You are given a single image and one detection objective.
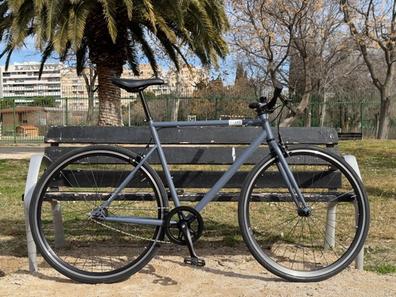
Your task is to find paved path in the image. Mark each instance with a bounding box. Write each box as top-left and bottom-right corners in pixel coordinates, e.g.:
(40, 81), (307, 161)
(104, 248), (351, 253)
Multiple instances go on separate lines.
(0, 146), (45, 159)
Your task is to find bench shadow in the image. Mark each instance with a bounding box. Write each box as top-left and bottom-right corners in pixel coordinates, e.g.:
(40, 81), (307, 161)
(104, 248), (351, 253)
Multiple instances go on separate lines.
(14, 269), (76, 284)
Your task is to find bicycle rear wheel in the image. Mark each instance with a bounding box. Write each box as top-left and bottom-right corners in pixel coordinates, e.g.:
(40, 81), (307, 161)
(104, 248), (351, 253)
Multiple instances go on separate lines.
(29, 145), (168, 283)
(238, 146), (369, 282)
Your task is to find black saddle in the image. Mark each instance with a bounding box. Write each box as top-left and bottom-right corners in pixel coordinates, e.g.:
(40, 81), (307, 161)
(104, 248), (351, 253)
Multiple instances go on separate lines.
(111, 77), (165, 93)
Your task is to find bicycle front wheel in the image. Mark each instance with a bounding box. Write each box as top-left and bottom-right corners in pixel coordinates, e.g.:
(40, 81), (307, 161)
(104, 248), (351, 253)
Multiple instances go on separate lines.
(238, 146), (369, 282)
(29, 145), (168, 283)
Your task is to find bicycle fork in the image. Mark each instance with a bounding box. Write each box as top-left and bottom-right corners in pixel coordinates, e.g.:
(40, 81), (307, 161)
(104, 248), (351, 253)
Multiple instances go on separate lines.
(267, 140), (311, 217)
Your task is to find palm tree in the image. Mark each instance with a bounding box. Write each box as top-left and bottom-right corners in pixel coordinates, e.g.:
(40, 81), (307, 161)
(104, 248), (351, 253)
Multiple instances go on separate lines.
(0, 0), (229, 125)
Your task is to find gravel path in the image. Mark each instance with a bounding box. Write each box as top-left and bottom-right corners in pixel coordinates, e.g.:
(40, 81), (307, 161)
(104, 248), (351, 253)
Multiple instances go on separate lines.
(0, 146), (44, 160)
(1, 252), (395, 297)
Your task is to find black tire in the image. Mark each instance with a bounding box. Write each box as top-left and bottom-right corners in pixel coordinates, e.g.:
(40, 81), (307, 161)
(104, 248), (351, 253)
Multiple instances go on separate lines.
(29, 145), (168, 283)
(238, 146), (370, 282)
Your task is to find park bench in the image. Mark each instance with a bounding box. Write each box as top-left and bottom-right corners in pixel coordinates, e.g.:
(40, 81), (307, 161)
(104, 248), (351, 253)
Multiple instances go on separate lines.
(23, 125), (365, 273)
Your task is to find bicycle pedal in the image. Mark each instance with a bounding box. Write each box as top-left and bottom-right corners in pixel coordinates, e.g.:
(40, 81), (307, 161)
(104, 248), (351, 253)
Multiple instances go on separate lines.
(184, 257), (205, 267)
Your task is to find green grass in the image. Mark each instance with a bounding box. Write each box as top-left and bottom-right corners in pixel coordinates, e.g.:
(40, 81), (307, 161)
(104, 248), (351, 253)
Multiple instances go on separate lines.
(367, 263), (396, 274)
(340, 140), (396, 274)
(0, 140), (395, 275)
(0, 160), (29, 256)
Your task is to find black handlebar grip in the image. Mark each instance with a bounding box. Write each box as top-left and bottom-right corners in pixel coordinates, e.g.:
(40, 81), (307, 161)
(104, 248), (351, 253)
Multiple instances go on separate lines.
(267, 80), (283, 110)
(259, 96), (268, 103)
(249, 102), (260, 109)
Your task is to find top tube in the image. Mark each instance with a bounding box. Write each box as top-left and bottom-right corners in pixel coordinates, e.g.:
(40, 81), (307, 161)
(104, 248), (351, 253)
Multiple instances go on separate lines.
(152, 119), (264, 128)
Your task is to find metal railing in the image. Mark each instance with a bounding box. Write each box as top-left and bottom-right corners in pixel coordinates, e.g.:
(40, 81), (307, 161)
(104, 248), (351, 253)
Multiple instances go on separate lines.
(0, 95), (394, 144)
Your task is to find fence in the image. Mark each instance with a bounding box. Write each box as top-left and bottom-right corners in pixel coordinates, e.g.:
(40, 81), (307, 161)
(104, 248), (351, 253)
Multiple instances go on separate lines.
(0, 96), (394, 144)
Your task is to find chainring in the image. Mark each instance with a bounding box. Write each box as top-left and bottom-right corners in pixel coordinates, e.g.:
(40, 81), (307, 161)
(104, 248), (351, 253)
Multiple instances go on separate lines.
(164, 206), (204, 245)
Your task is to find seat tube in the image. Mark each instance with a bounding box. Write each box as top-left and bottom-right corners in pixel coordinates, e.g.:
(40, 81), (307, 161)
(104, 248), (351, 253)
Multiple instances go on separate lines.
(149, 121), (181, 207)
(139, 91), (153, 121)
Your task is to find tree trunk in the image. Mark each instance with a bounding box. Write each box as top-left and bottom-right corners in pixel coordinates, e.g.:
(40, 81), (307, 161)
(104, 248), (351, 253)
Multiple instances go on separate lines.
(377, 95), (392, 139)
(319, 94), (327, 127)
(86, 7), (128, 126)
(339, 104), (346, 132)
(86, 91), (95, 125)
(304, 106), (312, 127)
(97, 63), (123, 126)
(280, 91), (311, 127)
(171, 99), (181, 121)
(281, 57), (312, 127)
(83, 68), (98, 125)
(171, 71), (182, 121)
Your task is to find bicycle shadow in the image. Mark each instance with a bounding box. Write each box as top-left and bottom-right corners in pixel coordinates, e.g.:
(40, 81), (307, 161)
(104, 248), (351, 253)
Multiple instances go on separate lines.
(140, 264), (178, 286)
(158, 257), (282, 283)
(14, 264), (179, 286)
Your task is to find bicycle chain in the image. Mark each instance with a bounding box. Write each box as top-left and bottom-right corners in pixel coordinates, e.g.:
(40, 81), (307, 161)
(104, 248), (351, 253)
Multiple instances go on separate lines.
(89, 218), (171, 244)
(89, 212), (236, 243)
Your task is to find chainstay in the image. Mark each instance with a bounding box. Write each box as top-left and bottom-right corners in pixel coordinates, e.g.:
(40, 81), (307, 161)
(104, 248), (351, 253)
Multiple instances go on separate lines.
(89, 218), (171, 244)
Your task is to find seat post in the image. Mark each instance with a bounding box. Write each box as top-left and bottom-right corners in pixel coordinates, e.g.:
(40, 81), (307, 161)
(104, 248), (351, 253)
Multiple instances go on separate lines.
(139, 91), (153, 121)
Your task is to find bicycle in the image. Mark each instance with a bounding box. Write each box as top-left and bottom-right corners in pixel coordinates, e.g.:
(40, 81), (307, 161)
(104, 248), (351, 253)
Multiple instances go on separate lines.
(29, 78), (370, 283)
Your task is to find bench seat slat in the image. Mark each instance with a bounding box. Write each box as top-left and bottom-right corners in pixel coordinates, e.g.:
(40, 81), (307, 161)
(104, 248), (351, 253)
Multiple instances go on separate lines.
(45, 146), (339, 165)
(43, 192), (354, 203)
(53, 170), (341, 189)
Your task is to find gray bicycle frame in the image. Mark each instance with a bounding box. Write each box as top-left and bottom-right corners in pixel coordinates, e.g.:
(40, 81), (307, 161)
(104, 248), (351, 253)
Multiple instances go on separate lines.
(101, 114), (308, 227)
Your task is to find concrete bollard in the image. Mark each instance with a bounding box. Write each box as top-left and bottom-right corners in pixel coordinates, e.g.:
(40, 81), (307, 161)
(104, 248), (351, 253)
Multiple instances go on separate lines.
(344, 154), (364, 271)
(23, 154), (44, 273)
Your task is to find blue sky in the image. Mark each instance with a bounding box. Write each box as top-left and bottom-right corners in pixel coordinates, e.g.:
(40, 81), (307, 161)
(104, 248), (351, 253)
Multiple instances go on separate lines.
(0, 37), (58, 66)
(0, 48), (43, 65)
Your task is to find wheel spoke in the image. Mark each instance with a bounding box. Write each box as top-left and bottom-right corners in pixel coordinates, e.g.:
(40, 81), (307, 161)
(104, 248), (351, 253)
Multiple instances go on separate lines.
(241, 148), (368, 281)
(33, 148), (166, 282)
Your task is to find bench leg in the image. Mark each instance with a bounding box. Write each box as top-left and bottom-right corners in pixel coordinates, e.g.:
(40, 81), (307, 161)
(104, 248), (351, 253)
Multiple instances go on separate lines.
(344, 155), (364, 271)
(51, 200), (65, 248)
(23, 154), (44, 273)
(324, 201), (337, 250)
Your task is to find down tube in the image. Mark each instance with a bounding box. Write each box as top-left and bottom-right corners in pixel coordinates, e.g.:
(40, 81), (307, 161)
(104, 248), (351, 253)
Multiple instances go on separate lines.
(194, 129), (268, 212)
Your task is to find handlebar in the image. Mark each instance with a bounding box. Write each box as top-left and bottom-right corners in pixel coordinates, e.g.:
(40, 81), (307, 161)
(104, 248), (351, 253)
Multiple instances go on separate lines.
(249, 80), (283, 113)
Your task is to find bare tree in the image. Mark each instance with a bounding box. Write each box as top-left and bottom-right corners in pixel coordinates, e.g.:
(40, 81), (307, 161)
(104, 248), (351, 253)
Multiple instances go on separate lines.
(82, 64), (98, 125)
(285, 0), (347, 127)
(230, 0), (346, 127)
(341, 0), (396, 139)
(230, 0), (300, 85)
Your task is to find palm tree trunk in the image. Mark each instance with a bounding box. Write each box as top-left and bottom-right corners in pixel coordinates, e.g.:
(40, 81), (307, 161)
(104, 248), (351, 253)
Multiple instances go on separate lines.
(97, 63), (123, 126)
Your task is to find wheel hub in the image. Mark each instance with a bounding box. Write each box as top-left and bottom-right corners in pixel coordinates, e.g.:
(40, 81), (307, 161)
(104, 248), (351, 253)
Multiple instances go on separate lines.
(297, 206), (312, 217)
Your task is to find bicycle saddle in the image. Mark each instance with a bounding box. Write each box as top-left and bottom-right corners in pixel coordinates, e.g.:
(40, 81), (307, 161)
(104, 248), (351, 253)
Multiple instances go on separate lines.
(112, 77), (165, 93)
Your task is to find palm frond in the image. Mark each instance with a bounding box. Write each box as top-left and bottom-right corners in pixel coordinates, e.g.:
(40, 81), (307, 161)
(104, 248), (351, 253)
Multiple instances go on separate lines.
(142, 0), (156, 32)
(99, 0), (118, 43)
(123, 0), (133, 20)
(38, 42), (54, 79)
(10, 0), (34, 46)
(126, 40), (140, 75)
(130, 23), (158, 75)
(76, 38), (88, 75)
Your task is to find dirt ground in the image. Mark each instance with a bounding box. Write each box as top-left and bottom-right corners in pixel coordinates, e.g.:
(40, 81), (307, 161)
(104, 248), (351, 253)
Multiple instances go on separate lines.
(1, 248), (395, 297)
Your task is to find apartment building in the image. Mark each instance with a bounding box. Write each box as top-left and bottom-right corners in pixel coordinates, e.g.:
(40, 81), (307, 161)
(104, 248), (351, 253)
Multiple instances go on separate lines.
(0, 62), (61, 99)
(0, 62), (207, 101)
(167, 65), (208, 96)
